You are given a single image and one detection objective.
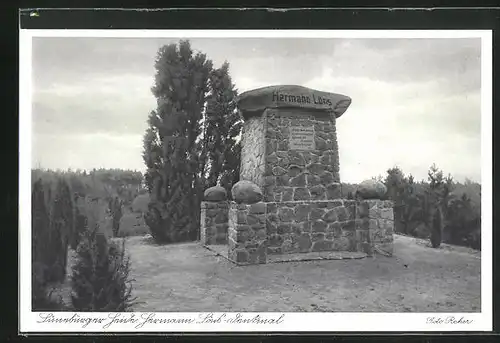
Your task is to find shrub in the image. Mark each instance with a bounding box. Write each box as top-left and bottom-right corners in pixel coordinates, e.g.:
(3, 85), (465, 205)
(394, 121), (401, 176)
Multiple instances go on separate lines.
(117, 213), (150, 237)
(430, 209), (442, 248)
(32, 262), (65, 311)
(70, 215), (137, 311)
(71, 201), (88, 250)
(108, 196), (123, 237)
(131, 193), (150, 213)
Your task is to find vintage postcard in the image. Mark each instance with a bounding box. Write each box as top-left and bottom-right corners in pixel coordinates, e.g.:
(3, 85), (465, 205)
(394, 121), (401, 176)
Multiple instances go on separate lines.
(19, 29), (492, 333)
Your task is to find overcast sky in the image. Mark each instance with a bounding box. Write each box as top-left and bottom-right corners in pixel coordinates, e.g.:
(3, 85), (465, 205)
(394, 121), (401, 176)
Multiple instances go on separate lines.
(31, 36), (481, 183)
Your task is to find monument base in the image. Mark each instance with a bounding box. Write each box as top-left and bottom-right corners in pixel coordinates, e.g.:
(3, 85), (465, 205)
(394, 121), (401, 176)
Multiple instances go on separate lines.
(200, 199), (394, 266)
(264, 199), (394, 257)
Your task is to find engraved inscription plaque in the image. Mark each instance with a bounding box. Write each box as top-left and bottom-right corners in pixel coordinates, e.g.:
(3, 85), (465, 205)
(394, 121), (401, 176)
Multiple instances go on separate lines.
(289, 126), (315, 150)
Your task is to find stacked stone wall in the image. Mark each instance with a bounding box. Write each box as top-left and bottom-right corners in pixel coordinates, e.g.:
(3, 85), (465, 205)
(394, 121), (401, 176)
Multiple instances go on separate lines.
(200, 201), (229, 245)
(265, 199), (394, 256)
(262, 108), (341, 202)
(239, 115), (266, 186)
(227, 202), (267, 265)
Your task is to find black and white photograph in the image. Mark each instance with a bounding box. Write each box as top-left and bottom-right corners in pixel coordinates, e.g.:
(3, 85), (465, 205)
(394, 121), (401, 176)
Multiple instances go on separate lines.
(19, 29), (492, 332)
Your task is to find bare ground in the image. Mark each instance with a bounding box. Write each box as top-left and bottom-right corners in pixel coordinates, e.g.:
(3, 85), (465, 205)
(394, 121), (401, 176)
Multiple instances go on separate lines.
(122, 234), (480, 313)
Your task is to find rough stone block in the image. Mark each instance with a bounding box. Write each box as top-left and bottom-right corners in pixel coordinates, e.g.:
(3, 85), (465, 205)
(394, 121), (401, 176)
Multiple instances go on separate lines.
(266, 219), (277, 234)
(266, 203), (277, 214)
(266, 154), (279, 164)
(236, 211), (247, 224)
(282, 188), (294, 201)
(368, 219), (379, 230)
(249, 202), (266, 214)
(215, 211), (228, 224)
(293, 188), (311, 201)
(319, 171), (334, 186)
(370, 229), (386, 243)
(288, 165), (303, 177)
(204, 186), (227, 202)
(361, 242), (373, 256)
(336, 237), (351, 251)
(323, 209), (338, 222)
(262, 176), (276, 188)
(290, 173), (307, 187)
(328, 222), (342, 237)
(326, 183), (342, 199)
(276, 175), (290, 187)
(312, 240), (334, 252)
(277, 223), (291, 234)
(306, 174), (321, 186)
(282, 240), (294, 253)
(312, 232), (325, 242)
(328, 199), (344, 208)
(246, 214), (263, 226)
(356, 230), (369, 243)
(295, 204), (311, 222)
(378, 218), (393, 231)
(235, 250), (249, 263)
(232, 180), (264, 204)
(297, 233), (312, 252)
(312, 220), (327, 233)
(278, 207), (295, 221)
(336, 206), (348, 221)
(380, 208), (394, 220)
(356, 201), (370, 218)
(301, 221), (311, 232)
(356, 179), (387, 200)
(307, 163), (327, 175)
(303, 152), (319, 164)
(343, 219), (356, 231)
(341, 227), (354, 237)
(310, 185), (326, 199)
(310, 208), (325, 221)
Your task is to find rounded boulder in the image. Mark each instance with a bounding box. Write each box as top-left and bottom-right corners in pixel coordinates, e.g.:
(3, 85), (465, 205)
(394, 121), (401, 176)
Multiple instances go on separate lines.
(204, 186), (228, 202)
(356, 179), (387, 200)
(231, 180), (263, 204)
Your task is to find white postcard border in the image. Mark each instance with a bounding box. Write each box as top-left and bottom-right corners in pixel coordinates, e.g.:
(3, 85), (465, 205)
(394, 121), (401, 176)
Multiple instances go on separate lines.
(19, 29), (492, 333)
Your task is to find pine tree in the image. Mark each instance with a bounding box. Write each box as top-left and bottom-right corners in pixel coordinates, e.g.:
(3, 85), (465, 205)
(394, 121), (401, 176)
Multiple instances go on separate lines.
(32, 179), (62, 310)
(70, 224), (136, 311)
(219, 142), (241, 199)
(427, 164), (454, 247)
(384, 166), (407, 234)
(430, 207), (442, 248)
(70, 195), (87, 250)
(143, 40), (212, 243)
(203, 61), (242, 194)
(142, 125), (162, 193)
(48, 178), (74, 282)
(108, 196), (123, 237)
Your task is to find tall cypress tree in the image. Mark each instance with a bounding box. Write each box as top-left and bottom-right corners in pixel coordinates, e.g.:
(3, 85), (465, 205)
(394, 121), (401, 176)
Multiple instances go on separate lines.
(48, 178), (73, 282)
(32, 179), (64, 310)
(32, 179), (50, 269)
(32, 179), (50, 307)
(143, 40), (212, 243)
(108, 196), (123, 237)
(203, 61), (242, 196)
(71, 195), (87, 250)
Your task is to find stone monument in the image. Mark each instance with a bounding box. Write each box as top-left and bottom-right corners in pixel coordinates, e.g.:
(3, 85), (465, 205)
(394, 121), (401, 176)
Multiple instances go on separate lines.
(200, 85), (394, 265)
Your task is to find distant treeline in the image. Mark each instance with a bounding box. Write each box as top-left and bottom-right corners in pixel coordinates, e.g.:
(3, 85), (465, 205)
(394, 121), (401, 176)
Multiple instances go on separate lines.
(32, 168), (145, 207)
(31, 164), (481, 252)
